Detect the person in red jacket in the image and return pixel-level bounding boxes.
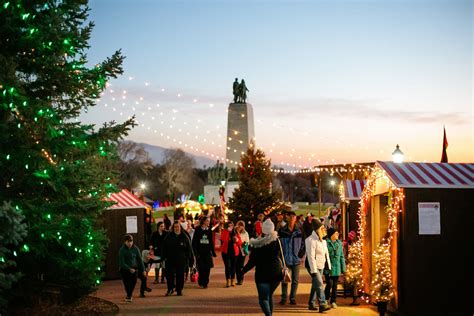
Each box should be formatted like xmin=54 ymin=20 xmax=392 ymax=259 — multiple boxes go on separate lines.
xmin=254 ymin=213 xmax=265 ymax=237
xmin=220 ymin=221 xmax=242 ymax=287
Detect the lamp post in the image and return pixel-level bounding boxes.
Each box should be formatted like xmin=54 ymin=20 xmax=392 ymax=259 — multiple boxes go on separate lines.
xmin=392 ymin=144 xmax=404 ymax=163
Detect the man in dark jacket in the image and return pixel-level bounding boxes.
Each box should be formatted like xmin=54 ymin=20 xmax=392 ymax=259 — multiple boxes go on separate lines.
xmin=162 ymin=221 xmax=193 ymax=296
xmin=192 ymin=217 xmax=217 ymax=288
xmin=119 ymin=234 xmax=146 ymax=302
xmin=150 ymin=221 xmax=168 ymax=283
xmin=278 ymin=211 xmax=304 ymax=305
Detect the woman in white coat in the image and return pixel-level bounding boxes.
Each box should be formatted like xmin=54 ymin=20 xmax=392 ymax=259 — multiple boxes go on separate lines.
xmin=305 ymin=219 xmax=331 ymax=312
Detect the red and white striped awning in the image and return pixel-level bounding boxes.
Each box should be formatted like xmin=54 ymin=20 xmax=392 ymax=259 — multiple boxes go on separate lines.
xmin=377 ymin=161 xmax=474 ymax=189
xmin=107 ymin=189 xmax=149 ymax=209
xmin=343 ymin=180 xmax=366 ymax=200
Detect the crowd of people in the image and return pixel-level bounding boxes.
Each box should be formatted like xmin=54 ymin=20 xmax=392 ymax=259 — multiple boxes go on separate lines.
xmin=117 ymin=208 xmax=355 ymax=315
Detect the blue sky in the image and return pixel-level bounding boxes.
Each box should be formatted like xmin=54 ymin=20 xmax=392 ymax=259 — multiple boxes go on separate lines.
xmin=83 ymin=0 xmax=473 ymax=166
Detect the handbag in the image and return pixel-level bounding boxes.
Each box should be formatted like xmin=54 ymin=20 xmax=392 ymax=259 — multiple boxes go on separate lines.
xmin=190 ymin=266 xmax=199 ymax=282
xmin=278 ymin=239 xmax=292 ymax=283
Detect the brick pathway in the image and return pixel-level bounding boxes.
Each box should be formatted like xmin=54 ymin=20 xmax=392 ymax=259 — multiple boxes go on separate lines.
xmin=95 ymin=253 xmax=377 ymax=315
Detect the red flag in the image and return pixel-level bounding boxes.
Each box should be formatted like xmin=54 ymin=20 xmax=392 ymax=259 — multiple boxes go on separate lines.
xmin=441 ymin=126 xmax=448 ymax=163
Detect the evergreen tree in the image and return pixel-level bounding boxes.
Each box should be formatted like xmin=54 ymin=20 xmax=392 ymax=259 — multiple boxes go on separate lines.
xmin=0 ymin=202 xmax=27 ymax=312
xmin=0 ymin=0 xmax=134 ymax=303
xmin=228 ymin=143 xmax=279 ymax=224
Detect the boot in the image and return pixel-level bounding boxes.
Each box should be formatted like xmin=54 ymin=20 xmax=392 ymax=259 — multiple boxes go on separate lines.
xmin=231 ymin=278 xmax=235 ymax=287
xmin=226 ymin=279 xmax=230 ymax=288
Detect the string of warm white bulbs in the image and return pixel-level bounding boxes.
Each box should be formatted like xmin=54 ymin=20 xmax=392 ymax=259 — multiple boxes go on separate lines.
xmin=88 ymin=77 xmax=419 ymax=171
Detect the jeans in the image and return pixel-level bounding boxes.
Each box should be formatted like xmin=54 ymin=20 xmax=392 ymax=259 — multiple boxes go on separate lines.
xmin=138 ymin=271 xmax=148 ymax=295
xmin=281 ymin=264 xmax=300 ymax=302
xmin=222 ymin=253 xmax=237 ymax=279
xmin=324 ymin=274 xmax=339 ymax=303
xmin=256 ymin=281 xmax=280 ymax=316
xmin=120 ymin=269 xmax=137 ymax=298
xmin=308 ymin=268 xmax=327 ymax=307
xmin=235 ymin=254 xmax=246 ymax=283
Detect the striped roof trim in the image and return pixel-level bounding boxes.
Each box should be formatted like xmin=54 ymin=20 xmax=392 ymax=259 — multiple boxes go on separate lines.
xmin=376 ymin=161 xmax=474 ymax=189
xmin=107 ymin=189 xmax=149 ymax=209
xmin=343 ymin=180 xmax=366 ymax=200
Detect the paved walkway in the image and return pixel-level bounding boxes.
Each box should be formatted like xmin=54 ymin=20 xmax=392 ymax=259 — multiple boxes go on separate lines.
xmin=95 ymin=253 xmax=377 ymax=316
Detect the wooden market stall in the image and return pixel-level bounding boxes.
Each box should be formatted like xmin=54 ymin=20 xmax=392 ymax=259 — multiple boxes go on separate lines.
xmin=358 ymin=161 xmax=473 ymax=316
xmin=340 ymin=180 xmax=366 ymax=240
xmin=103 ymin=189 xmax=151 ymax=279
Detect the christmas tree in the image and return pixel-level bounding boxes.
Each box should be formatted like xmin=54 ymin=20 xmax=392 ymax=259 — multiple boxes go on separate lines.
xmin=0 ymin=0 xmax=134 ymax=304
xmin=0 ymin=202 xmax=27 ymax=311
xmin=370 ymin=242 xmax=394 ymax=302
xmin=228 ymin=143 xmax=279 ymax=224
xmin=345 ymin=239 xmax=363 ymax=291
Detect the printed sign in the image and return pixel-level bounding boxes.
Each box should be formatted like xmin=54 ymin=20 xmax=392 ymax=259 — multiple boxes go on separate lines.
xmin=418 ymin=202 xmax=440 ymax=235
xmin=126 ymin=216 xmax=138 ymax=234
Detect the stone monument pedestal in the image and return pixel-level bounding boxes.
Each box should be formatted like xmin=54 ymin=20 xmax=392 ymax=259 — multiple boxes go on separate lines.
xmin=225 ymin=102 xmax=254 ymax=167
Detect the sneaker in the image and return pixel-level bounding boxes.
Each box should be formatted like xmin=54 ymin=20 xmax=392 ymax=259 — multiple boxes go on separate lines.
xmin=319 ymin=304 xmax=330 ymax=312
xmin=308 ymin=305 xmax=317 ymax=311
xmin=139 ymin=293 xmax=146 ymax=298
xmin=177 ymin=291 xmax=183 ymax=296
xmin=165 ymin=289 xmax=174 ymax=296
xmin=279 ymin=300 xmax=286 ymax=305
xmin=290 ymin=299 xmax=297 ymax=305
xmin=124 ymin=297 xmax=132 ymax=303
xmin=331 ymin=302 xmax=337 ymax=309
xmin=145 ymin=287 xmax=152 ymax=292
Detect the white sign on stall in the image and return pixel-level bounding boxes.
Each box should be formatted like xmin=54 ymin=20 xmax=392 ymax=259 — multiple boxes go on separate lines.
xmin=418 ymin=202 xmax=440 ymax=235
xmin=126 ymin=215 xmax=138 ymax=234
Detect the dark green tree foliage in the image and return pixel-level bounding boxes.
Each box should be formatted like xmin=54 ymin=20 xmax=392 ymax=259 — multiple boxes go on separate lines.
xmin=0 ymin=0 xmax=134 ymax=301
xmin=0 ymin=202 xmax=27 ymax=311
xmin=228 ymin=144 xmax=279 ymax=224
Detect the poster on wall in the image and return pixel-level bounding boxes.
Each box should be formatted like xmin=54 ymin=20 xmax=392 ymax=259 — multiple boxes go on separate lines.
xmin=126 ymin=216 xmax=138 ymax=234
xmin=418 ymin=202 xmax=440 ymax=235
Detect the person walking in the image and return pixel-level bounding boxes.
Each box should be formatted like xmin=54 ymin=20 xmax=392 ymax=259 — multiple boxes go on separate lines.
xmin=253 ymin=213 xmax=265 ymax=237
xmin=278 ymin=211 xmax=304 ymax=305
xmin=192 ymin=217 xmax=217 ymax=288
xmin=118 ymin=234 xmax=145 ymax=302
xmin=220 ymin=221 xmax=242 ymax=287
xmin=235 ymin=220 xmax=250 ymax=285
xmin=162 ymin=221 xmax=193 ymax=296
xmin=242 ymin=219 xmax=283 ymax=316
xmin=305 ymin=219 xmax=331 ymax=312
xmin=324 ymin=228 xmax=346 ymax=309
xmin=163 ymin=213 xmax=171 ymax=231
xmin=150 ymin=221 xmax=167 ymax=284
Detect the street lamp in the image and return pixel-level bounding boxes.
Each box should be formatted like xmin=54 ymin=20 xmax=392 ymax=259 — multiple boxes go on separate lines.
xmin=220 ymin=179 xmax=226 ymax=187
xmin=392 ymin=144 xmax=404 ymax=163
xmin=140 ymin=183 xmax=146 ymax=190
xmin=330 ymin=179 xmax=336 ymax=198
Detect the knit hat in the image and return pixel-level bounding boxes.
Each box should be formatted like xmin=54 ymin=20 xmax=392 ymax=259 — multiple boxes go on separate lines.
xmin=262 ymin=218 xmax=275 ymax=235
xmin=327 ymin=228 xmax=337 ymax=239
xmin=311 ymin=218 xmax=323 ymax=231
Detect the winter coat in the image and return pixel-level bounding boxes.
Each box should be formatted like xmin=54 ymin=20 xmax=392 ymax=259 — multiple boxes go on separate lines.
xmin=162 ymin=232 xmax=193 ymax=267
xmin=150 ymin=230 xmax=168 ymax=257
xmin=192 ymin=226 xmax=216 ymax=269
xmin=278 ymin=225 xmax=304 ymax=266
xmin=325 ymin=239 xmax=346 ymax=276
xmin=305 ymin=231 xmax=331 ymax=274
xmin=241 ymin=231 xmax=283 ymax=283
xmin=220 ymin=229 xmax=242 ymax=256
xmin=119 ymin=244 xmax=145 ymax=272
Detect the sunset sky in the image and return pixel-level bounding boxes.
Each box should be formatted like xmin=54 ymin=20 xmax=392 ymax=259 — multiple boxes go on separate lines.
xmin=82 ymin=0 xmax=473 ymax=168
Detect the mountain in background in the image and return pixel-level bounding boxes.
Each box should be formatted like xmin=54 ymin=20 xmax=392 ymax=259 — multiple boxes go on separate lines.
xmin=138 ymin=142 xmax=216 ymax=169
